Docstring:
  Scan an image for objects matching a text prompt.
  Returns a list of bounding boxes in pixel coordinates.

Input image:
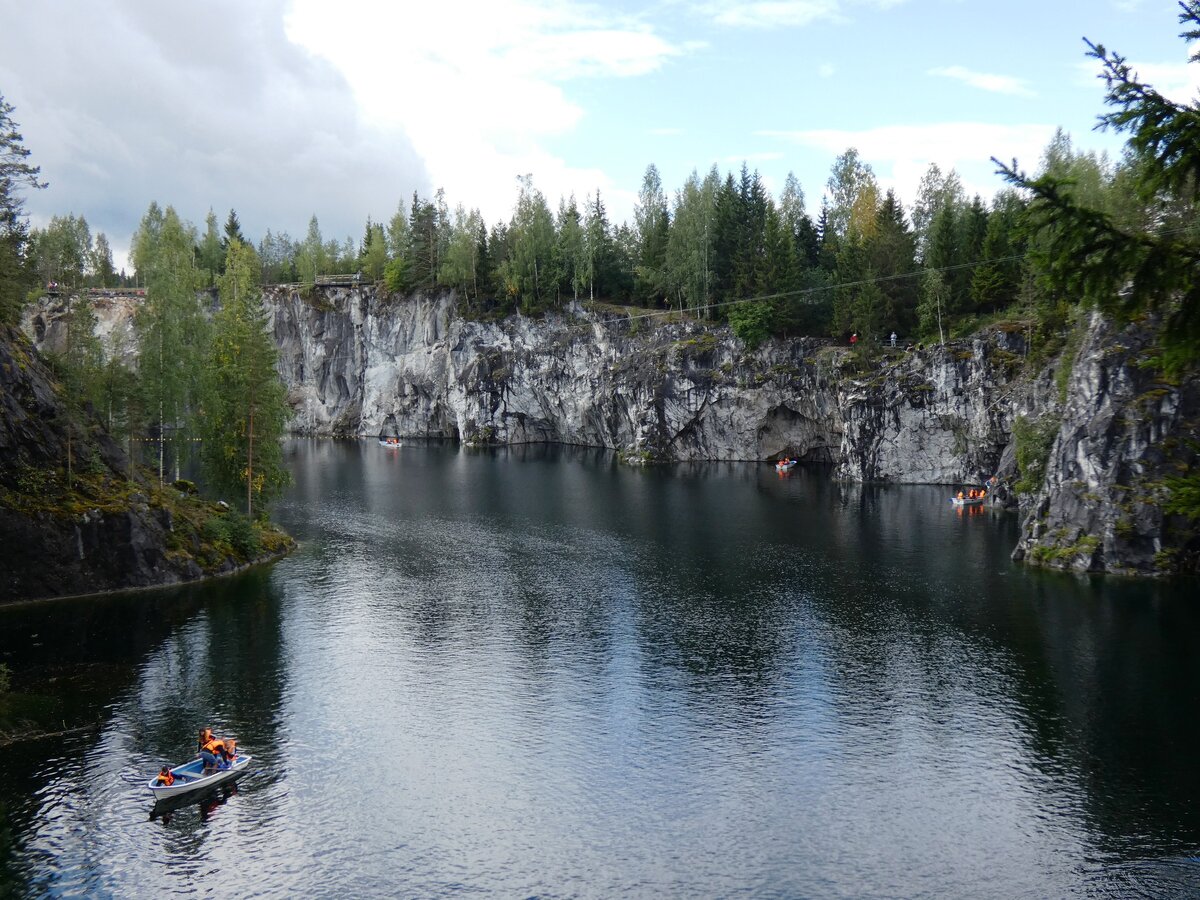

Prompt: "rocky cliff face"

[22,287,1199,576]
[266,287,1025,485]
[1011,312,1200,576]
[0,324,290,602]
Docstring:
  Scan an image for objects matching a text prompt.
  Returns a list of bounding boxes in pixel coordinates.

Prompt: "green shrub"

[1013,414,1060,494]
[225,511,261,557]
[1164,472,1200,521]
[201,509,261,558]
[728,301,773,350]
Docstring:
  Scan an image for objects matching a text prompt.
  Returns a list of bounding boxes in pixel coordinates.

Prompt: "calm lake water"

[1,440,1198,898]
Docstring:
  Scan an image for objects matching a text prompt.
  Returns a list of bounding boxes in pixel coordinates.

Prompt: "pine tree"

[865,190,918,335]
[970,189,1025,313]
[406,192,439,291]
[0,92,46,324]
[710,172,740,306]
[221,208,246,256]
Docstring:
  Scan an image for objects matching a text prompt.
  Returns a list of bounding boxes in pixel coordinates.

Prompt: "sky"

[1,0,1197,272]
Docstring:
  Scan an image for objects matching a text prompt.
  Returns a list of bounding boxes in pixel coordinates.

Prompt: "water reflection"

[0,440,1197,896]
[150,781,242,824]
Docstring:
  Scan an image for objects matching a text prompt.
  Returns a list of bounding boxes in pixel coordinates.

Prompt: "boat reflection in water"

[151,780,243,824]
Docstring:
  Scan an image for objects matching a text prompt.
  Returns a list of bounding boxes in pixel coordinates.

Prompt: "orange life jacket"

[202,737,225,754]
[156,772,175,786]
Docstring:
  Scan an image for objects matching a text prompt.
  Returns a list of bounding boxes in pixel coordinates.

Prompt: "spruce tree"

[199,209,223,283]
[996,1,1200,365]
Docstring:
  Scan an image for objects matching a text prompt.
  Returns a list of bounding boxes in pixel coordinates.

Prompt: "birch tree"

[131,204,206,485]
[200,239,289,517]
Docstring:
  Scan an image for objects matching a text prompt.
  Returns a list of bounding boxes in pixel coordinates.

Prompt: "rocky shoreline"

[1,324,294,603]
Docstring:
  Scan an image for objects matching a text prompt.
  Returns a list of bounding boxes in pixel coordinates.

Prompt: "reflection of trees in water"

[805,486,1200,857]
[992,575,1200,854]
[277,440,1200,863]
[0,570,290,888]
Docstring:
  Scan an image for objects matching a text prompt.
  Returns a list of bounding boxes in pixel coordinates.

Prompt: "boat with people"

[776,458,797,472]
[950,487,988,506]
[146,754,252,801]
[378,436,402,448]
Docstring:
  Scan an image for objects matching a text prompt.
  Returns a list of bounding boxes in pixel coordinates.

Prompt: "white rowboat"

[146,755,252,800]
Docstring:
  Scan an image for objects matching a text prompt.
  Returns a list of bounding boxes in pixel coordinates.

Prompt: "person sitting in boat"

[217,739,238,771]
[199,728,226,774]
[154,766,175,786]
[957,491,964,500]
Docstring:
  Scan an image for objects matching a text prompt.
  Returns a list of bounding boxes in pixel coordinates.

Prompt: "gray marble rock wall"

[262,287,1021,484]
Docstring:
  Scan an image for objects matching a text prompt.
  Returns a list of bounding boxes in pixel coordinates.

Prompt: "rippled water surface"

[2,440,1199,897]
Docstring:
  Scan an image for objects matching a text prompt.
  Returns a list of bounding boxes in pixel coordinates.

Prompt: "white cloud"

[0,0,428,270]
[705,0,842,28]
[761,122,1059,204]
[1077,54,1200,106]
[285,0,685,225]
[1075,43,1200,105]
[698,0,906,29]
[928,65,1035,97]
[818,64,836,79]
[723,152,785,163]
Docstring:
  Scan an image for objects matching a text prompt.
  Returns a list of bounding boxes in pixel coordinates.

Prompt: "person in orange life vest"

[218,739,238,771]
[957,491,964,500]
[155,766,175,786]
[199,728,225,773]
